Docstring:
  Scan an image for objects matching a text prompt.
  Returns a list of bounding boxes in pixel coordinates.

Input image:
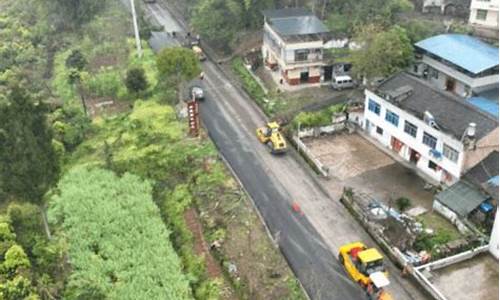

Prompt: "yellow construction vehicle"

[338,242,393,300]
[256,122,287,154]
[192,45,206,61]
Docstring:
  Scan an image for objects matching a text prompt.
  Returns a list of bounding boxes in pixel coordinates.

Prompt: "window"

[295,49,309,62]
[428,160,438,171]
[368,99,381,115]
[431,68,438,79]
[404,121,417,137]
[476,9,488,20]
[443,144,459,163]
[376,126,383,135]
[385,110,399,127]
[423,132,437,149]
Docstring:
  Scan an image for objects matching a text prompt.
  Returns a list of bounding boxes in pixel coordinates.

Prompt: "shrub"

[125,67,148,94]
[395,197,411,212]
[3,244,31,273]
[65,50,87,71]
[291,104,346,128]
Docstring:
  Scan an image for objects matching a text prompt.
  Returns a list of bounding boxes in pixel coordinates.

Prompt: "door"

[300,71,309,83]
[445,78,456,92]
[409,149,420,164]
[323,65,333,81]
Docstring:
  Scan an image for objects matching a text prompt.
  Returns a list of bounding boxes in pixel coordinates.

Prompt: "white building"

[413,34,499,98]
[363,72,498,185]
[261,8,331,85]
[469,0,499,40]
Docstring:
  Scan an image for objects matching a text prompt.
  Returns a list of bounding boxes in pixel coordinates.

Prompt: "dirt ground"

[431,253,499,300]
[303,133,434,210]
[196,169,305,300]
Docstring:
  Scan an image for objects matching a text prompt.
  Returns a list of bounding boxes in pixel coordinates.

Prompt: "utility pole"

[130,0,142,58]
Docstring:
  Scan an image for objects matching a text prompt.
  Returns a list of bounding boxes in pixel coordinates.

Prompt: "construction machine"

[338,242,393,300]
[256,122,287,154]
[192,45,206,61]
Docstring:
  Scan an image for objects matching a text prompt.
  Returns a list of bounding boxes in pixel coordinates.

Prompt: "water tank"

[467,123,477,137]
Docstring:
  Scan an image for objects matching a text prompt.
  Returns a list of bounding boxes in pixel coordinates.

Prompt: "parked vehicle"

[332,75,357,90]
[191,86,204,100]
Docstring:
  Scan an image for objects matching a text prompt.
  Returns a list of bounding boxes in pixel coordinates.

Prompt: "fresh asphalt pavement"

[196,66,365,299]
[138,2,429,299]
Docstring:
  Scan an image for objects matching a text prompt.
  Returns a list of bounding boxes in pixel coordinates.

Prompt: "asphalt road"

[136,2,430,299]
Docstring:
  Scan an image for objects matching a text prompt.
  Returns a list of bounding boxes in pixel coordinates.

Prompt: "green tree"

[125,67,149,94]
[3,244,31,274]
[349,24,413,79]
[46,0,107,30]
[191,0,240,50]
[0,86,60,239]
[401,19,445,43]
[65,50,87,71]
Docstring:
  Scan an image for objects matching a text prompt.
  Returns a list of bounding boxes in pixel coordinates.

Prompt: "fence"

[293,136,329,177]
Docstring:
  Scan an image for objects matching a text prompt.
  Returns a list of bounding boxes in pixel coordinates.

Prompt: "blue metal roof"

[468,97,499,118]
[415,34,499,74]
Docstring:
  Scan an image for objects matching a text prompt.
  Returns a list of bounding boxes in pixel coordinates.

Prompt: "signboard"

[187,100,199,137]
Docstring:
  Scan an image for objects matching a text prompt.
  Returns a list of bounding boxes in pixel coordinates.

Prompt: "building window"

[423,132,437,149]
[295,49,309,62]
[443,144,459,163]
[404,121,417,137]
[368,99,381,115]
[431,68,438,79]
[376,126,383,135]
[476,9,488,20]
[385,110,399,127]
[428,160,438,171]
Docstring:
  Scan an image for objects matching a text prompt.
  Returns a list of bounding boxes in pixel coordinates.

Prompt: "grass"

[417,212,462,241]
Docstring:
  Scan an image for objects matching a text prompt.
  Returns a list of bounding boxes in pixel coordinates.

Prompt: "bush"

[395,197,411,212]
[231,58,266,104]
[125,67,149,94]
[65,50,87,71]
[82,69,124,99]
[51,105,91,151]
[291,104,346,128]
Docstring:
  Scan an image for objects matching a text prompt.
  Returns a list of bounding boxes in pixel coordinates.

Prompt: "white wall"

[363,90,465,183]
[469,0,499,28]
[490,209,499,259]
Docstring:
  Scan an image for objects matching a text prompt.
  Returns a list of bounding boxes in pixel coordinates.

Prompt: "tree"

[125,67,149,94]
[3,244,31,274]
[349,25,413,79]
[65,50,87,71]
[0,86,60,239]
[156,48,200,100]
[46,0,107,30]
[191,0,240,50]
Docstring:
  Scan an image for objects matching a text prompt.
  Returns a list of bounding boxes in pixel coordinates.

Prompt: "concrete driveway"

[303,133,434,210]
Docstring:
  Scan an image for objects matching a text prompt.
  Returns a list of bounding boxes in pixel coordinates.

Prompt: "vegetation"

[49,168,193,299]
[125,67,149,94]
[349,24,413,79]
[395,197,411,212]
[291,104,346,129]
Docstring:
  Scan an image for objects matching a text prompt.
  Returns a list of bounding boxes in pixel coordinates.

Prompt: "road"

[139,2,430,299]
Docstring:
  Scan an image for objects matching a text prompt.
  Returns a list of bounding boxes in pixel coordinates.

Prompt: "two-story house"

[363,72,498,185]
[469,0,499,40]
[413,34,499,98]
[261,8,330,85]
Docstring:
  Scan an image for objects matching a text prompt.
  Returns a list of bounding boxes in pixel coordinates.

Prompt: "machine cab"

[356,248,386,277]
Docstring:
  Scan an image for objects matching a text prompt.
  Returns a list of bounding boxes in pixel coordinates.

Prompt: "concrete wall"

[469,0,499,28]
[422,56,499,95]
[490,208,499,258]
[364,90,466,184]
[433,200,471,233]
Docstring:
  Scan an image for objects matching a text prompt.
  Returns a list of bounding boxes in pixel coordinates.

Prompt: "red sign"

[187,100,199,136]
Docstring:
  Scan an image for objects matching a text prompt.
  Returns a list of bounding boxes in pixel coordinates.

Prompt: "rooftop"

[464,151,499,200]
[358,248,383,262]
[263,8,329,41]
[415,34,499,74]
[435,180,490,217]
[468,88,499,118]
[376,72,498,140]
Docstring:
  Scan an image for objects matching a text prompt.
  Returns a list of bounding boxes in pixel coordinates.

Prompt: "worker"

[199,72,205,80]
